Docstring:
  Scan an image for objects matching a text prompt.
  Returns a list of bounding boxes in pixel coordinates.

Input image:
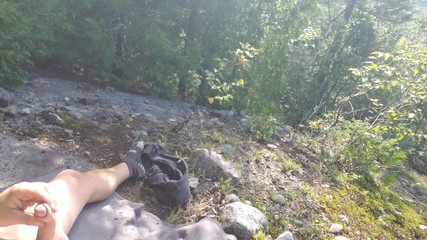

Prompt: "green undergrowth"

[314,184,427,239]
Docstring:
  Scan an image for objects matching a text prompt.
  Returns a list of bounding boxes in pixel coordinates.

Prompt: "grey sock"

[123,141,146,179]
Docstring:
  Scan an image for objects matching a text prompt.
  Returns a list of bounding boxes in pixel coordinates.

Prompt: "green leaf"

[414,68,419,75]
[208,98,214,104]
[396,133,404,141]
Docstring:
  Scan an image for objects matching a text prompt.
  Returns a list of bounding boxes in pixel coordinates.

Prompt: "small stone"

[420,224,427,230]
[64,129,73,135]
[0,87,11,108]
[3,105,18,117]
[216,144,236,154]
[276,231,294,240]
[223,194,240,204]
[46,112,64,125]
[238,110,246,117]
[272,194,286,205]
[244,200,252,206]
[412,183,422,191]
[283,125,292,135]
[83,151,91,156]
[267,144,277,149]
[64,97,70,102]
[332,236,349,240]
[19,107,31,115]
[329,223,344,233]
[340,215,349,223]
[293,220,304,227]
[132,130,148,138]
[74,145,80,149]
[189,177,199,189]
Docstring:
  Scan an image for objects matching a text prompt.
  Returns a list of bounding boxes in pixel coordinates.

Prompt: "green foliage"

[253,230,272,240]
[349,35,426,174]
[0,0,56,84]
[308,116,406,177]
[166,207,185,224]
[249,113,277,140]
[218,177,236,195]
[315,185,427,239]
[282,159,301,172]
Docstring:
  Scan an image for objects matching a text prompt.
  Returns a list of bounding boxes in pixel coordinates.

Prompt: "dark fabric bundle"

[141,143,191,206]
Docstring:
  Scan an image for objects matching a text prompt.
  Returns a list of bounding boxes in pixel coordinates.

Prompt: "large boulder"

[0,87,11,108]
[188,148,241,185]
[220,202,268,240]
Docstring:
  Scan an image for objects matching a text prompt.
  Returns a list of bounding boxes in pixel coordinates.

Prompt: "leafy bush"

[306,116,406,178]
[0,0,55,84]
[249,112,277,140]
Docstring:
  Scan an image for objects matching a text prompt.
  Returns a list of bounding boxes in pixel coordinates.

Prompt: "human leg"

[44,162,130,237]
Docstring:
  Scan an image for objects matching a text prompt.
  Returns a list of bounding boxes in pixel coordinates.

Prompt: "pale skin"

[0,162,130,240]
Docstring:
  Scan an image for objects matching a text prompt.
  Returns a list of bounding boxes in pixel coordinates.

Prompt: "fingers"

[12,182,58,213]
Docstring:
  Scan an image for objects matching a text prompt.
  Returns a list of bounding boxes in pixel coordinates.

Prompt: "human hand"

[0,182,57,227]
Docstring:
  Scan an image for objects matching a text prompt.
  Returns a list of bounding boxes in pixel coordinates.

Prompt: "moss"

[314,184,427,239]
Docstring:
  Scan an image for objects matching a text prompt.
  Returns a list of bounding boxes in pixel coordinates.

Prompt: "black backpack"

[141,143,191,206]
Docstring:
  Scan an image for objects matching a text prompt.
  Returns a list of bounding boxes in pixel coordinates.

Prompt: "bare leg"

[41,162,130,239]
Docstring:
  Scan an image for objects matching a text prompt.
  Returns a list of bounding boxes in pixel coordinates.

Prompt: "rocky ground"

[1,73,426,240]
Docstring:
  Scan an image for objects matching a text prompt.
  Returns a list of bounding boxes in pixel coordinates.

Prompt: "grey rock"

[210,110,236,120]
[282,125,292,135]
[20,107,31,115]
[420,224,427,230]
[412,183,422,192]
[83,151,91,156]
[2,105,18,117]
[329,223,344,233]
[399,178,410,187]
[78,97,110,106]
[276,231,294,240]
[136,112,159,124]
[293,220,304,227]
[238,110,246,118]
[244,200,252,206]
[272,194,286,205]
[189,177,199,189]
[332,237,350,240]
[188,149,241,185]
[132,130,148,139]
[223,194,240,204]
[267,144,277,149]
[0,87,11,108]
[64,129,73,135]
[271,133,282,142]
[46,112,64,125]
[90,110,115,124]
[0,133,93,187]
[340,215,349,223]
[220,202,268,240]
[217,144,236,154]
